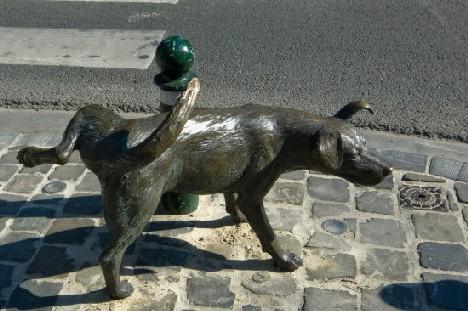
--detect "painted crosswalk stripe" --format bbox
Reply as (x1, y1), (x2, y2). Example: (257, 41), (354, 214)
(41, 0), (178, 3)
(0, 27), (165, 69)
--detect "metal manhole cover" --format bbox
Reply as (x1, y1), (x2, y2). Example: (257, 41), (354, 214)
(399, 186), (448, 212)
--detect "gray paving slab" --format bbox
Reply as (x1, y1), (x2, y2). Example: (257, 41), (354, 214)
(429, 158), (464, 180)
(360, 218), (407, 248)
(0, 164), (18, 182)
(418, 243), (468, 272)
(307, 176), (350, 202)
(356, 191), (395, 215)
(303, 288), (357, 311)
(412, 213), (464, 242)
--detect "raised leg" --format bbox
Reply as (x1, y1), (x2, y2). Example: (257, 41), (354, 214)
(17, 112), (81, 167)
(224, 192), (246, 223)
(237, 196), (303, 271)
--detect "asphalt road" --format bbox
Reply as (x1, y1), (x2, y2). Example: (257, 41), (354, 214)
(0, 0), (466, 142)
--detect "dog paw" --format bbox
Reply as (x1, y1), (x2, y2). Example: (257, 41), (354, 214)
(17, 147), (39, 167)
(108, 281), (134, 300)
(274, 252), (303, 272)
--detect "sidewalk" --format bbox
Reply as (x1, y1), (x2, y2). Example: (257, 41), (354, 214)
(0, 109), (467, 311)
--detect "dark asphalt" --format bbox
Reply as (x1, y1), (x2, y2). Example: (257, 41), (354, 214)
(0, 0), (466, 142)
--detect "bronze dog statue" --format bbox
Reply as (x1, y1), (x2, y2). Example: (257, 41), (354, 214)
(17, 79), (392, 299)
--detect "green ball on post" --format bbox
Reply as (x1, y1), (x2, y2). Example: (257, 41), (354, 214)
(154, 35), (199, 215)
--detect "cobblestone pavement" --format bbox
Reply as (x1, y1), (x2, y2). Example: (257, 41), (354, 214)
(0, 122), (467, 310)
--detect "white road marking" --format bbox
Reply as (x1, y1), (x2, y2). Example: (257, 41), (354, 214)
(43, 0), (178, 3)
(0, 27), (165, 69)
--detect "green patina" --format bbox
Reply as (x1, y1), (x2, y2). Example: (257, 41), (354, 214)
(154, 36), (195, 91)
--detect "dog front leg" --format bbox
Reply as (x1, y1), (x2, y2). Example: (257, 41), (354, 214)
(238, 199), (303, 271)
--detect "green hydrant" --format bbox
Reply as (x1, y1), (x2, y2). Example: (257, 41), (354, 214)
(154, 35), (199, 215)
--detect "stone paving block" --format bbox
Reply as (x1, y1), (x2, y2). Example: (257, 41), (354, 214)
(446, 191), (459, 211)
(0, 232), (40, 262)
(0, 193), (26, 215)
(265, 181), (304, 205)
(0, 164), (18, 181)
(265, 207), (303, 232)
(457, 162), (468, 182)
(48, 165), (86, 181)
(429, 158), (464, 180)
(0, 264), (14, 292)
(454, 182), (468, 203)
(401, 173), (445, 182)
(15, 133), (62, 148)
(0, 150), (19, 164)
(30, 193), (65, 207)
(20, 164), (53, 175)
(362, 248), (409, 280)
(75, 266), (105, 292)
(187, 276), (235, 308)
(356, 191), (394, 215)
(418, 242), (468, 272)
(276, 232), (302, 255)
(69, 151), (82, 163)
(307, 176), (350, 202)
(137, 248), (188, 267)
(306, 254), (356, 279)
(306, 232), (352, 252)
(374, 174), (394, 190)
(412, 213), (464, 242)
(76, 171), (101, 192)
(241, 274), (298, 296)
(311, 202), (349, 218)
(343, 218), (357, 236)
(45, 218), (95, 245)
(11, 206), (55, 233)
(6, 279), (62, 311)
(421, 272), (468, 311)
(361, 285), (424, 311)
(5, 174), (43, 193)
(372, 149), (427, 172)
(280, 170), (305, 181)
(63, 194), (102, 216)
(303, 288), (357, 311)
(27, 245), (75, 277)
(131, 291), (178, 311)
(0, 133), (17, 145)
(360, 218), (406, 248)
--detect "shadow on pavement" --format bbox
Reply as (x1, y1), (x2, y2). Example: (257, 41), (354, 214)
(380, 281), (468, 311)
(1, 195), (273, 309)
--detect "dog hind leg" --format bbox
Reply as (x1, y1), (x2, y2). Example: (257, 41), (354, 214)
(17, 113), (81, 167)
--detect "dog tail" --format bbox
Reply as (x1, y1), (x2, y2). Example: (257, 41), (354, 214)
(115, 77), (200, 172)
(334, 100), (374, 120)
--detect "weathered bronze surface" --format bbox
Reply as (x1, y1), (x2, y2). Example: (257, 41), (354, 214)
(17, 97), (392, 300)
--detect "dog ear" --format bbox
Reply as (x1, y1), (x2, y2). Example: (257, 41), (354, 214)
(334, 100), (374, 120)
(318, 131), (344, 171)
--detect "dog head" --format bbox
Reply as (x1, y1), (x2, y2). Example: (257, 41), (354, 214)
(315, 101), (392, 186)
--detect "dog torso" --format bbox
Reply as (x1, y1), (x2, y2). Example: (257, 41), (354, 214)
(115, 104), (329, 195)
